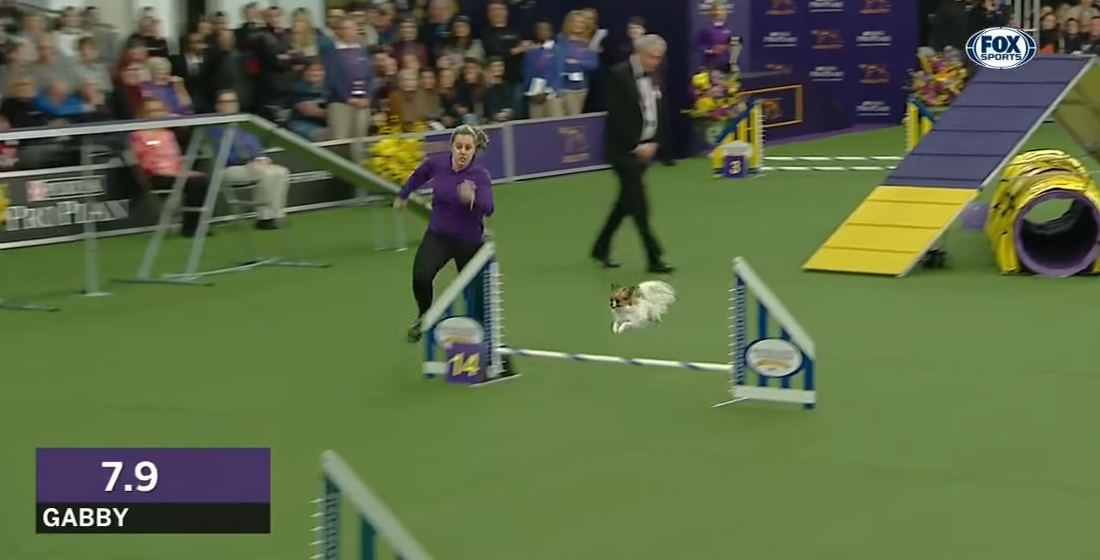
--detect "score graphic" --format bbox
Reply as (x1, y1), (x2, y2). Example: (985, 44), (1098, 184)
(36, 448), (270, 534)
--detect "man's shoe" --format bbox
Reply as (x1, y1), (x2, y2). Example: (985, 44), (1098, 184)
(648, 261), (675, 274)
(407, 317), (423, 343)
(593, 256), (621, 268)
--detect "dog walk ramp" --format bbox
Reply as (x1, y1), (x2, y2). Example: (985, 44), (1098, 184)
(802, 186), (977, 275)
(804, 55), (1096, 276)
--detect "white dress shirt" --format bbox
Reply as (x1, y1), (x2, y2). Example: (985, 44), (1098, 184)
(630, 55), (658, 144)
(186, 53), (203, 76)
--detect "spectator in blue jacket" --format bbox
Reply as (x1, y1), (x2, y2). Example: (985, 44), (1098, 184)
(522, 19), (562, 119)
(555, 10), (598, 116)
(34, 76), (105, 123)
(209, 89), (291, 230)
(322, 15), (372, 139)
(288, 60), (331, 141)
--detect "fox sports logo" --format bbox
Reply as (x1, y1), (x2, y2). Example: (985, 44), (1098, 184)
(966, 27), (1036, 69)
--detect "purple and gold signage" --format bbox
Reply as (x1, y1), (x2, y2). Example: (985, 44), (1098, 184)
(741, 85), (804, 129)
(446, 341), (485, 384)
(511, 115), (606, 178)
(752, 0), (916, 124)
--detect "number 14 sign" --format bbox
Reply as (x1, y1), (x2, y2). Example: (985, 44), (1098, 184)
(445, 342), (485, 384)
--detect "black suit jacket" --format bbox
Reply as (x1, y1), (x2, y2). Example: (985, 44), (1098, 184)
(171, 53), (210, 111)
(604, 59), (669, 165)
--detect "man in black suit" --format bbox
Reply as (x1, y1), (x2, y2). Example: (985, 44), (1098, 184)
(591, 34), (674, 273)
(172, 31), (210, 112)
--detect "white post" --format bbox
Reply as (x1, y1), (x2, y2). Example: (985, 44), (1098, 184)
(79, 139), (109, 297)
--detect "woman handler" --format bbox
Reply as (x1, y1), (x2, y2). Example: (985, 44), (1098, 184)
(395, 124), (494, 343)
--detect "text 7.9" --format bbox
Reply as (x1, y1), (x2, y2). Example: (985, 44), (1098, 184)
(100, 461), (158, 492)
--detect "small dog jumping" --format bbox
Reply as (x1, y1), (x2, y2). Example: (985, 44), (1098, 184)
(609, 281), (676, 333)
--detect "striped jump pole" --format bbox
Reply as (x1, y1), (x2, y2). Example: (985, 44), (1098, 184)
(316, 451), (435, 560)
(496, 347), (730, 373)
(763, 155), (902, 162)
(760, 165), (896, 172)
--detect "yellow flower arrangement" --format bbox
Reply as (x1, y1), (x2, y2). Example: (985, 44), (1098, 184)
(0, 184), (8, 226)
(909, 47), (968, 107)
(695, 97), (716, 114)
(689, 69), (745, 121)
(692, 71), (712, 91)
(365, 115), (426, 185)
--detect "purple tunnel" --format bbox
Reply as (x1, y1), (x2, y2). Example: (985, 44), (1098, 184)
(1013, 190), (1100, 277)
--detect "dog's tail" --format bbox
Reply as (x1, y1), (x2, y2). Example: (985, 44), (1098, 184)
(638, 280), (676, 307)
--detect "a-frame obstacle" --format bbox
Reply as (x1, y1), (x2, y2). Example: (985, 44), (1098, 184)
(418, 243), (817, 409)
(804, 55), (1100, 277)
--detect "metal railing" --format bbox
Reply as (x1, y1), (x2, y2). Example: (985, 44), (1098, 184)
(1013, 0), (1042, 41)
(0, 113), (425, 308)
(0, 113), (430, 209)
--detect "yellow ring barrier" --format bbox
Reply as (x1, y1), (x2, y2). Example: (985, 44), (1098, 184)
(986, 150), (1100, 276)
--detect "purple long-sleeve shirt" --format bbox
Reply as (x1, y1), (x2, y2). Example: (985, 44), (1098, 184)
(697, 23), (732, 70)
(398, 152), (494, 245)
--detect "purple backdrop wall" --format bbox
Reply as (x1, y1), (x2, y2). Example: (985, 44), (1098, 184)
(751, 0), (917, 124)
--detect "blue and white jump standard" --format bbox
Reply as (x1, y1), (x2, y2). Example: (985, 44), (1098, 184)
(419, 243), (817, 409)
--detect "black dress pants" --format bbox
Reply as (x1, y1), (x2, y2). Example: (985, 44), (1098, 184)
(150, 174), (209, 236)
(412, 229), (483, 316)
(592, 156), (663, 265)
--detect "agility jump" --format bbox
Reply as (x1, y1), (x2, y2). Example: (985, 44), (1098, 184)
(417, 243), (817, 410)
(905, 97), (938, 153)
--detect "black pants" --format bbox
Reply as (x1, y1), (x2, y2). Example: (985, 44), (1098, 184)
(412, 229), (483, 316)
(592, 157), (663, 265)
(150, 174), (209, 236)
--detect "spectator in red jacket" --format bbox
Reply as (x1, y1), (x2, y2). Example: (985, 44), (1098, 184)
(129, 97), (209, 237)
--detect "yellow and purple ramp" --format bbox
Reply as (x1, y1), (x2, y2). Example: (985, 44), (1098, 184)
(804, 55), (1100, 276)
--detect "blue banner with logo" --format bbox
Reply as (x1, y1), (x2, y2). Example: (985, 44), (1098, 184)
(752, 0), (916, 124)
(755, 0), (805, 76)
(511, 114), (606, 178)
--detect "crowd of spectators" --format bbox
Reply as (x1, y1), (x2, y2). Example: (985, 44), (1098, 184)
(928, 0), (1014, 52)
(927, 0), (1100, 55)
(0, 0), (644, 233)
(1034, 1), (1100, 54)
(0, 0), (637, 150)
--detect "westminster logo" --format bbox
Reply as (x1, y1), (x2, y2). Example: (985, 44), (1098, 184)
(766, 0), (796, 15)
(861, 0), (890, 14)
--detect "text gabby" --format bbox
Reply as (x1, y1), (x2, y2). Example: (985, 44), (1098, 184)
(41, 507), (129, 528)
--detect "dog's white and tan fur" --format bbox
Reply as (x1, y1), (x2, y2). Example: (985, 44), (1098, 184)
(609, 281), (676, 333)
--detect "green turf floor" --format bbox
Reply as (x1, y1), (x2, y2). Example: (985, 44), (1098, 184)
(4, 124), (1100, 559)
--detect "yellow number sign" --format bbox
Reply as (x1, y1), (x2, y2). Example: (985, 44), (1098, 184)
(728, 159), (742, 176)
(447, 352), (480, 377)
